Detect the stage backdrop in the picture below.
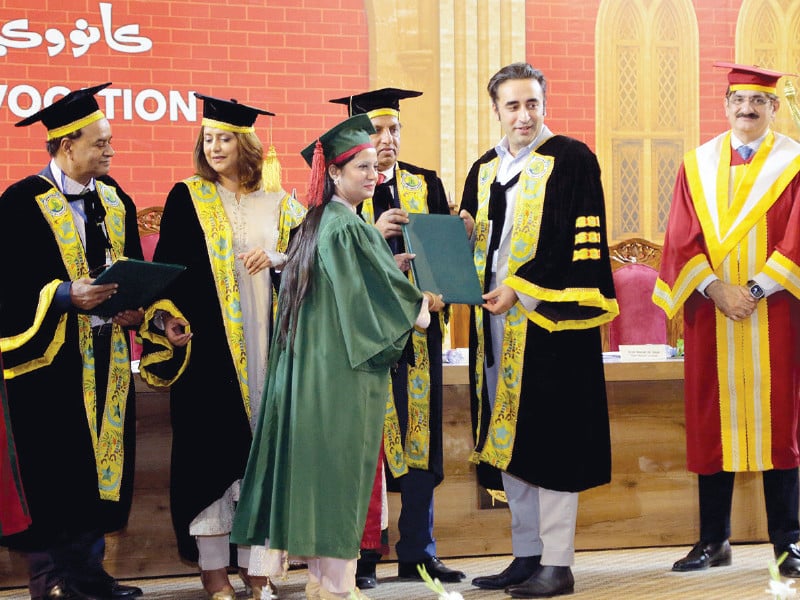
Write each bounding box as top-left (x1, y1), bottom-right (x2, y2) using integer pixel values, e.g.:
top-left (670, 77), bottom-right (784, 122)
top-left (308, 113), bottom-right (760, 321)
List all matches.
top-left (0, 0), bottom-right (370, 208)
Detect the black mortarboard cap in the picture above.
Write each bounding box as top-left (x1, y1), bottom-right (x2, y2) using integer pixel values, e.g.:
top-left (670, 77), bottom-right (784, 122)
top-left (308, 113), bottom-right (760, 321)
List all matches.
top-left (194, 92), bottom-right (275, 133)
top-left (15, 82), bottom-right (111, 140)
top-left (329, 87), bottom-right (423, 117)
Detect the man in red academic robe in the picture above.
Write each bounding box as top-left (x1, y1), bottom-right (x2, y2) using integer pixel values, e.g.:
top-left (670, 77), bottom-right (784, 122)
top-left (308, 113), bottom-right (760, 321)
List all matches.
top-left (654, 62), bottom-right (800, 578)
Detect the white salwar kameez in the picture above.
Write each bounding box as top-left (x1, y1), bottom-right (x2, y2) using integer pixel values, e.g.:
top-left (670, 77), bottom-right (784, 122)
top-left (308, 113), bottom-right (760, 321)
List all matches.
top-left (189, 185), bottom-right (283, 569)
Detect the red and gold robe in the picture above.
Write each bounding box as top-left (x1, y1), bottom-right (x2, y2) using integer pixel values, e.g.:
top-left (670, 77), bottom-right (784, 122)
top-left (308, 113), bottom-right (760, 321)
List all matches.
top-left (0, 350), bottom-right (29, 537)
top-left (654, 130), bottom-right (800, 474)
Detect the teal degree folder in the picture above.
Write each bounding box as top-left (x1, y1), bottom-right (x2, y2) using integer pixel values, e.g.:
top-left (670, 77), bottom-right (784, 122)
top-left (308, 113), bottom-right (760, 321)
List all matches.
top-left (402, 213), bottom-right (484, 305)
top-left (90, 257), bottom-right (186, 317)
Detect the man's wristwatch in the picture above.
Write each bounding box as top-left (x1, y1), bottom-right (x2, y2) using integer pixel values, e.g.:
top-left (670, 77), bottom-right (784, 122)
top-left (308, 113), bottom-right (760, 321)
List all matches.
top-left (747, 280), bottom-right (765, 300)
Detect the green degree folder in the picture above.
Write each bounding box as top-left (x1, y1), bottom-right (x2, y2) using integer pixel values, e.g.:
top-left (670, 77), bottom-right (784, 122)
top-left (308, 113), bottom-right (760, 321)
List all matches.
top-left (90, 257), bottom-right (186, 317)
top-left (402, 213), bottom-right (484, 305)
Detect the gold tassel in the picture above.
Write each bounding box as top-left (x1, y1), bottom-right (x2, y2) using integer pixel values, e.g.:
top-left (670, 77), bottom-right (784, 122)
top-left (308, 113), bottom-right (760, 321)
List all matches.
top-left (262, 145), bottom-right (282, 193)
top-left (784, 79), bottom-right (800, 136)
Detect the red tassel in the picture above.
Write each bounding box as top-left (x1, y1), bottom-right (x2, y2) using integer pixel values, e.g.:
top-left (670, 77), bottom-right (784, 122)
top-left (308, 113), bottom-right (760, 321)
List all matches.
top-left (305, 139), bottom-right (325, 207)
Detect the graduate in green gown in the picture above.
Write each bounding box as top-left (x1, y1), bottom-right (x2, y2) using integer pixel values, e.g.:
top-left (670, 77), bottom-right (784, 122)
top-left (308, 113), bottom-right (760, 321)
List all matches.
top-left (231, 114), bottom-right (438, 600)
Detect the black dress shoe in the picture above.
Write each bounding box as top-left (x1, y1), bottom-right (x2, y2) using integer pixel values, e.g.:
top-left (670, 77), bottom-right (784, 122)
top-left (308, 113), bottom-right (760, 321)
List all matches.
top-left (74, 579), bottom-right (143, 599)
top-left (506, 566), bottom-right (574, 598)
top-left (356, 557), bottom-right (378, 589)
top-left (672, 540), bottom-right (731, 571)
top-left (775, 543), bottom-right (800, 578)
top-left (397, 556), bottom-right (466, 583)
top-left (472, 556), bottom-right (541, 590)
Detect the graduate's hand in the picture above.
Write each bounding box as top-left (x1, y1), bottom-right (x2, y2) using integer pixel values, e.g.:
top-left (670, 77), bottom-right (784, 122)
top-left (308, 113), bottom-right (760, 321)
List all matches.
top-left (706, 280), bottom-right (757, 321)
top-left (71, 278), bottom-right (118, 311)
top-left (394, 252), bottom-right (416, 272)
top-left (415, 294), bottom-right (431, 329)
top-left (164, 314), bottom-right (192, 347)
top-left (112, 308), bottom-right (144, 328)
top-left (422, 291), bottom-right (444, 312)
top-left (238, 247), bottom-right (271, 275)
top-left (375, 208), bottom-right (408, 239)
top-left (459, 209), bottom-right (475, 239)
top-left (482, 284), bottom-right (518, 315)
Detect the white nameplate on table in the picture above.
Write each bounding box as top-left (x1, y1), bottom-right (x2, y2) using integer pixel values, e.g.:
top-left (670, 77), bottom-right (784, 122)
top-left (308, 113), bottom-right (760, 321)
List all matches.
top-left (618, 344), bottom-right (672, 362)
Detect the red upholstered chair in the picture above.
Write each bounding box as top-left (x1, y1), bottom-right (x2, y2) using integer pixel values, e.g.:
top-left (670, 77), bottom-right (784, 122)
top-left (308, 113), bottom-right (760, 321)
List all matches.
top-left (601, 238), bottom-right (683, 351)
top-left (130, 206), bottom-right (163, 361)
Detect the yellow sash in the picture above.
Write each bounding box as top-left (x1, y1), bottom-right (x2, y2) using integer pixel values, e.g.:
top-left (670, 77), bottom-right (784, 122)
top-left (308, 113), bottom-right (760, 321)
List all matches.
top-left (33, 179), bottom-right (130, 501)
top-left (469, 153), bottom-right (554, 471)
top-left (183, 177), bottom-right (251, 418)
top-left (362, 168), bottom-right (437, 477)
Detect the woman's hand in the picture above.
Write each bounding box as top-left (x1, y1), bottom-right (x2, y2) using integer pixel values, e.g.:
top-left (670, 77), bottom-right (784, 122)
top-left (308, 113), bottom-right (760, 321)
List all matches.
top-left (238, 247), bottom-right (271, 275)
top-left (395, 252), bottom-right (416, 272)
top-left (459, 209), bottom-right (475, 239)
top-left (422, 291), bottom-right (444, 312)
top-left (375, 208), bottom-right (409, 239)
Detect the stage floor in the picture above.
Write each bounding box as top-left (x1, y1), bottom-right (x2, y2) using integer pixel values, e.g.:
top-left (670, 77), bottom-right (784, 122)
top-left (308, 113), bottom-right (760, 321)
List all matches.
top-left (0, 543), bottom-right (786, 599)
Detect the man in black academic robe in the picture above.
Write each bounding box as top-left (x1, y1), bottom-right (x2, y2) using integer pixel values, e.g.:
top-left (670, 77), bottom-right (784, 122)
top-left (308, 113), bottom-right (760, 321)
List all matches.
top-left (0, 83), bottom-right (143, 600)
top-left (460, 64), bottom-right (618, 599)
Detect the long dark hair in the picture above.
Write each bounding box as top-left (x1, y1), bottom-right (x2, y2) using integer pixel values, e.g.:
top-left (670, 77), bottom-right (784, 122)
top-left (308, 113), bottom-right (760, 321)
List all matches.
top-left (276, 161), bottom-right (342, 348)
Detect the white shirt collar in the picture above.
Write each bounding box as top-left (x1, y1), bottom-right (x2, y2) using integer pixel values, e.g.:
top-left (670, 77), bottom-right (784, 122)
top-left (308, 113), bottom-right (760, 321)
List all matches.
top-left (731, 130), bottom-right (769, 152)
top-left (49, 159), bottom-right (96, 195)
top-left (379, 164), bottom-right (395, 183)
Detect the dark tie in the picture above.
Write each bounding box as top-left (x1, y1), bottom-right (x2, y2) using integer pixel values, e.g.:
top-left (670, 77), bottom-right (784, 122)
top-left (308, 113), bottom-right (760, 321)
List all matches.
top-left (373, 178), bottom-right (402, 254)
top-left (65, 190), bottom-right (110, 271)
top-left (483, 171), bottom-right (521, 367)
top-left (737, 145), bottom-right (754, 160)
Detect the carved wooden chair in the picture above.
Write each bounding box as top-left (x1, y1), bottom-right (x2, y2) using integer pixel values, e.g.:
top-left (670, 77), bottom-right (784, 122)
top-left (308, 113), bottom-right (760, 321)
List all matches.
top-left (131, 206), bottom-right (163, 360)
top-left (137, 206), bottom-right (163, 262)
top-left (601, 238), bottom-right (683, 351)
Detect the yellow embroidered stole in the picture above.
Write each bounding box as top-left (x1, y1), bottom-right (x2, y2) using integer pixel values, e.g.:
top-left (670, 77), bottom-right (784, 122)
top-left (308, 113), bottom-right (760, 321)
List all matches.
top-left (361, 168), bottom-right (435, 477)
top-left (469, 153), bottom-right (554, 471)
top-left (184, 177), bottom-right (250, 418)
top-left (33, 178), bottom-right (130, 501)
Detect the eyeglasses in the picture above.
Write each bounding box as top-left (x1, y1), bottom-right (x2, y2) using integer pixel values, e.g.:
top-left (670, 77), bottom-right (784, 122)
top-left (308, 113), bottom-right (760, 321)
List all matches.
top-left (727, 94), bottom-right (773, 107)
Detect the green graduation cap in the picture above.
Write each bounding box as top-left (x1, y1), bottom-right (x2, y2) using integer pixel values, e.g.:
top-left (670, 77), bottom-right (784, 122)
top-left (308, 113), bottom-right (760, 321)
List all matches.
top-left (300, 113), bottom-right (376, 166)
top-left (16, 82), bottom-right (111, 141)
top-left (301, 113), bottom-right (376, 206)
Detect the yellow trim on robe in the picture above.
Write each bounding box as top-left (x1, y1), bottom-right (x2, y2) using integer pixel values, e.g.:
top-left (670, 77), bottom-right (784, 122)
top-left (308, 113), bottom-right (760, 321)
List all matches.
top-left (31, 179), bottom-right (130, 501)
top-left (652, 254), bottom-right (715, 319)
top-left (138, 299), bottom-right (192, 388)
top-left (471, 152), bottom-right (552, 470)
top-left (362, 168), bottom-right (434, 477)
top-left (686, 131), bottom-right (800, 270)
top-left (763, 251), bottom-right (800, 297)
top-left (1, 280), bottom-right (67, 379)
top-left (183, 176), bottom-right (251, 419)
